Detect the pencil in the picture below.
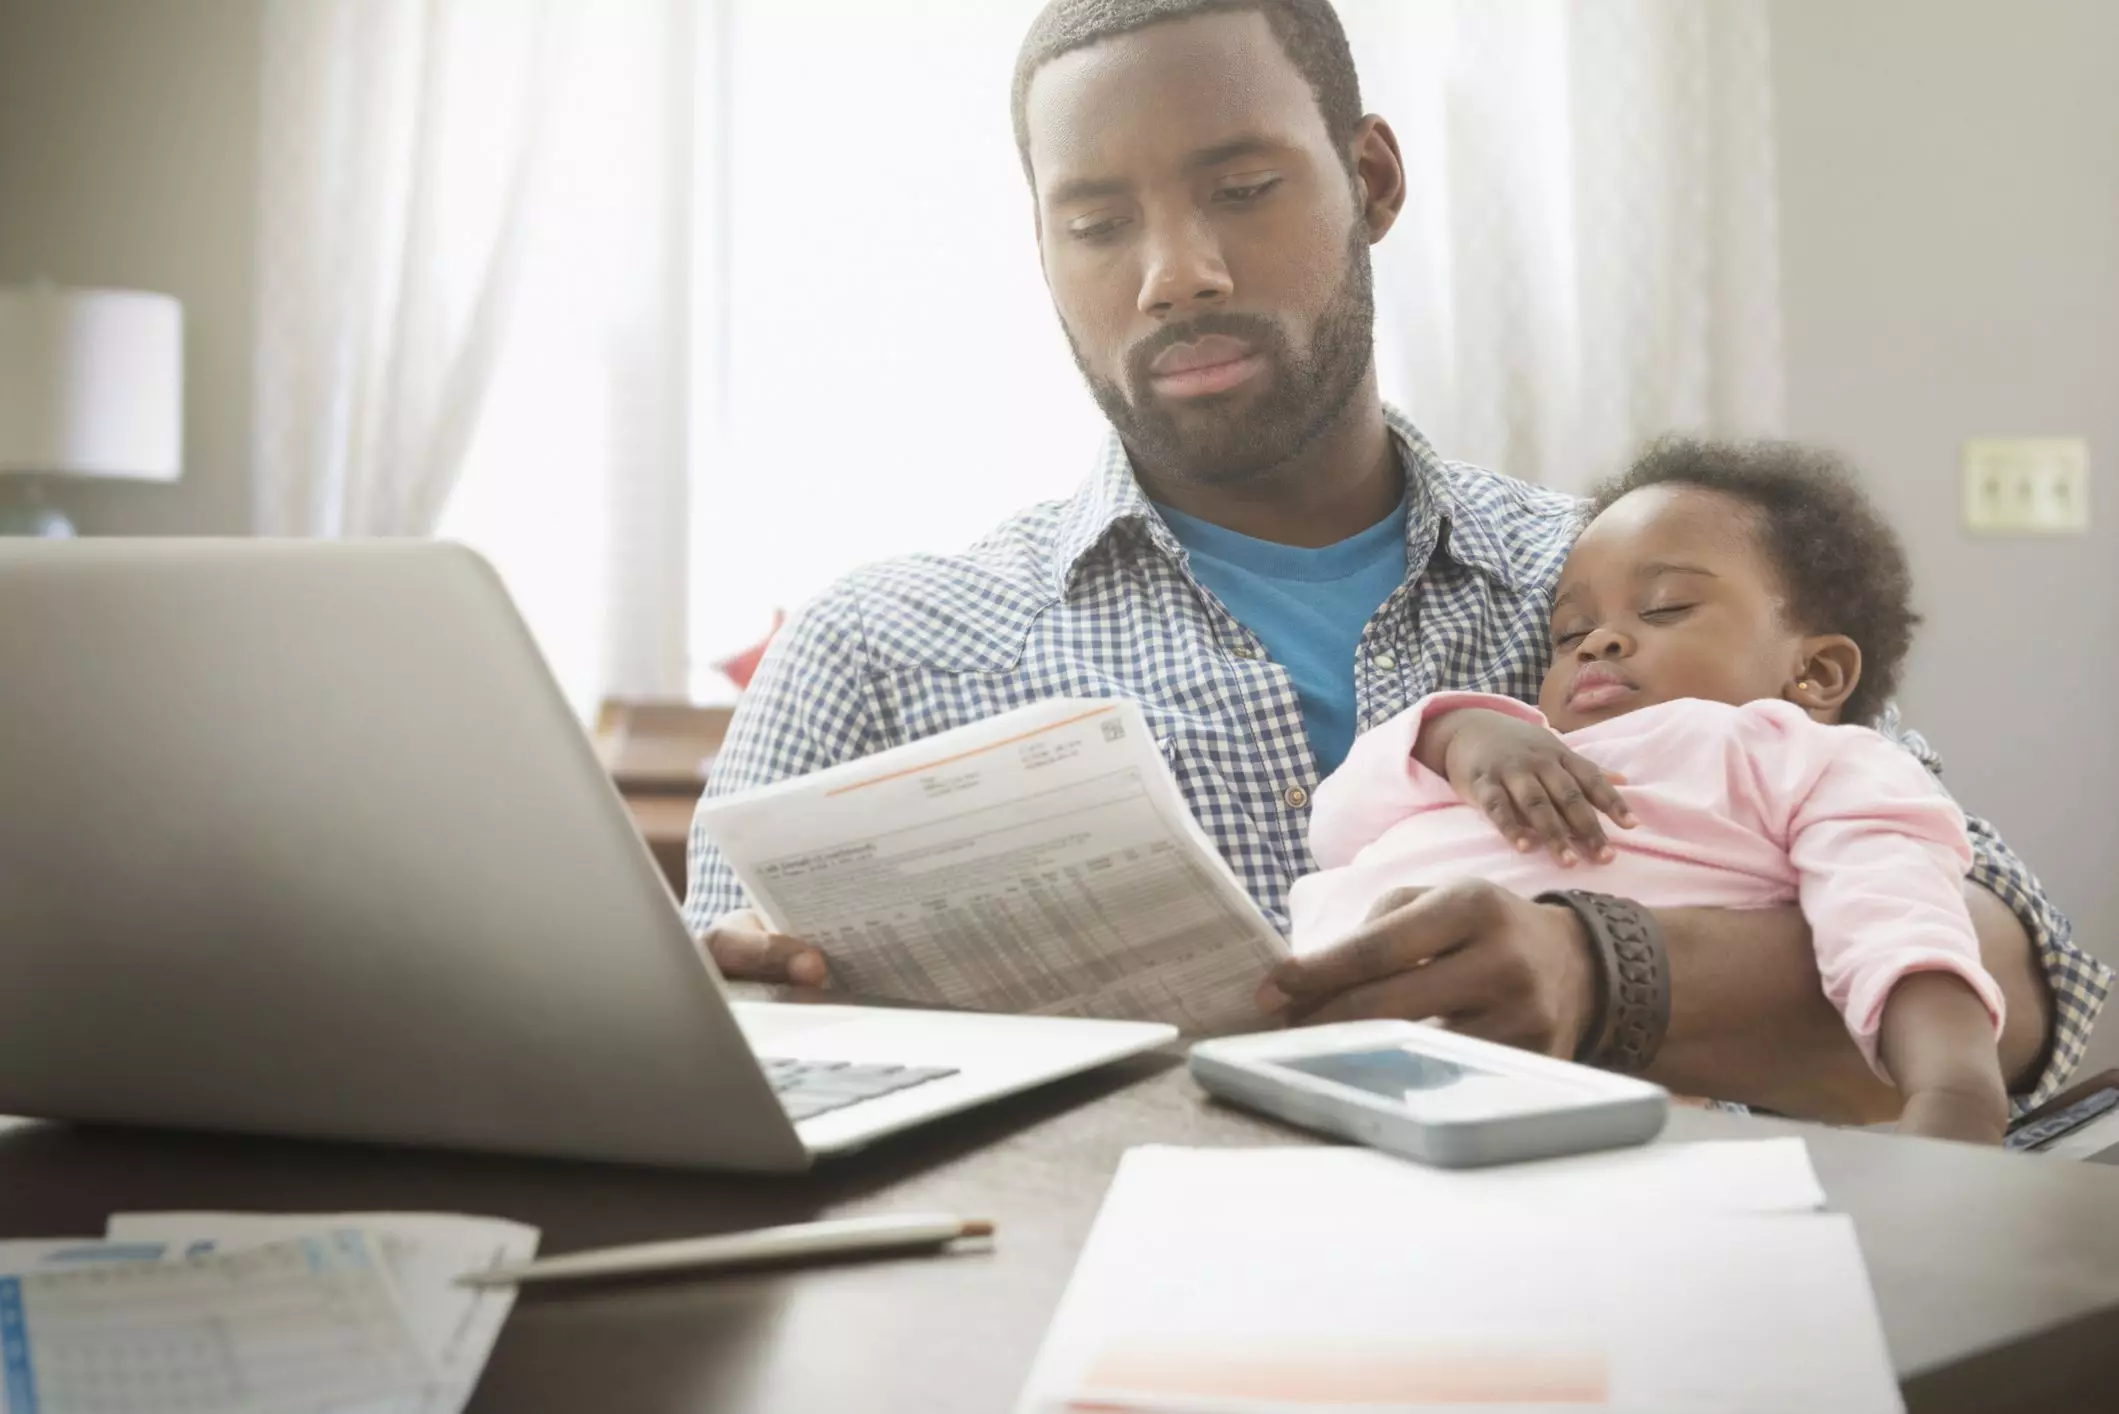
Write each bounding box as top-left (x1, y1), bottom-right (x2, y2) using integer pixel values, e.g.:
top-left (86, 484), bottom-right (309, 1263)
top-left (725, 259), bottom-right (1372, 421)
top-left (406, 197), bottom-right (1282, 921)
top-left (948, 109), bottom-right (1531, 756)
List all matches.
top-left (456, 1213), bottom-right (996, 1288)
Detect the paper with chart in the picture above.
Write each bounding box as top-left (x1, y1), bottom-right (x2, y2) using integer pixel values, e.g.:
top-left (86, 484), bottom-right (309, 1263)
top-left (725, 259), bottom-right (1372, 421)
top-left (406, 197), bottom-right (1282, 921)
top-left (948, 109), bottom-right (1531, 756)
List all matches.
top-left (1017, 1142), bottom-right (1902, 1414)
top-left (107, 1211), bottom-right (539, 1414)
top-left (697, 697), bottom-right (1288, 1033)
top-left (0, 1232), bottom-right (431, 1414)
top-left (0, 1212), bottom-right (534, 1414)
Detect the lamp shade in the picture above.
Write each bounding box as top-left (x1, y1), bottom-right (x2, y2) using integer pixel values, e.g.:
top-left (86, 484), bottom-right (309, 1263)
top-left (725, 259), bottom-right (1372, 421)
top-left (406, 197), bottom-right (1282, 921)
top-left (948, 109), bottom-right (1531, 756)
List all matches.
top-left (0, 285), bottom-right (183, 482)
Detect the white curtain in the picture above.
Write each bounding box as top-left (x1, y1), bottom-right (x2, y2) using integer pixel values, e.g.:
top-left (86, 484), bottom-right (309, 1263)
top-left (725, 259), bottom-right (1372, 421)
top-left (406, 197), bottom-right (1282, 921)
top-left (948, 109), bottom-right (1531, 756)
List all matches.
top-left (252, 0), bottom-right (561, 536)
top-left (255, 0), bottom-right (698, 713)
top-left (1343, 0), bottom-right (1786, 493)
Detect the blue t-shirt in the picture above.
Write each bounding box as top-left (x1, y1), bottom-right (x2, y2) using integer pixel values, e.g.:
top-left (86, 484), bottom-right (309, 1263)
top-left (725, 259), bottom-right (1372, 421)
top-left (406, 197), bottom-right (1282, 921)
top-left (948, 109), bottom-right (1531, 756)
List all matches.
top-left (1157, 498), bottom-right (1409, 775)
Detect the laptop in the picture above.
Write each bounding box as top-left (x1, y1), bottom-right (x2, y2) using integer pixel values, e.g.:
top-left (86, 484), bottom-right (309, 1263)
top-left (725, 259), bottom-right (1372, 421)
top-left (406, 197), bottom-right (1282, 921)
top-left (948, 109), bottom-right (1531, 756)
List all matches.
top-left (0, 541), bottom-right (1175, 1172)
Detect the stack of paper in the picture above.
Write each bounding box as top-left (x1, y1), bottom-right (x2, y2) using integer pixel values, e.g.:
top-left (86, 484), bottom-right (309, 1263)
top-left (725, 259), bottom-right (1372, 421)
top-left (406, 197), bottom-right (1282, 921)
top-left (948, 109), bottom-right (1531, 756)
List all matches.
top-left (1017, 1142), bottom-right (1903, 1414)
top-left (0, 1210), bottom-right (536, 1414)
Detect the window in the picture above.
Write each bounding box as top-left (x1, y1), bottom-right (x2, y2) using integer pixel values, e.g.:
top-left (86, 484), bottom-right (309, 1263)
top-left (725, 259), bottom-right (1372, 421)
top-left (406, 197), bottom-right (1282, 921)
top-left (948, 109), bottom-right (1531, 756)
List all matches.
top-left (688, 0), bottom-right (1103, 689)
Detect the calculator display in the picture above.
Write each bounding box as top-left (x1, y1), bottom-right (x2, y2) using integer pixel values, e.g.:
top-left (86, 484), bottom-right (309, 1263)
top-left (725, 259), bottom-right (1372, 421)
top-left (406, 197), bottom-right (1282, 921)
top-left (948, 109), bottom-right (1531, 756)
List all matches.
top-left (1276, 1044), bottom-right (1601, 1121)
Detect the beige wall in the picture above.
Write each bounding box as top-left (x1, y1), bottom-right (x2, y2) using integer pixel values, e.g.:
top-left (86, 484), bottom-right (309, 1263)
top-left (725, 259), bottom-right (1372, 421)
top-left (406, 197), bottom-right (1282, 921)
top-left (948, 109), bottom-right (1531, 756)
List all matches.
top-left (0, 0), bottom-right (263, 533)
top-left (1771, 0), bottom-right (2119, 1070)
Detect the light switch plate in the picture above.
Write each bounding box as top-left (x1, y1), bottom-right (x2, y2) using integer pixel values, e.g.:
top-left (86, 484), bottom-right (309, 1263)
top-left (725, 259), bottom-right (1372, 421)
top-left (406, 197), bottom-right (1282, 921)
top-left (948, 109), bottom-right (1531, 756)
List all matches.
top-left (1962, 438), bottom-right (2090, 534)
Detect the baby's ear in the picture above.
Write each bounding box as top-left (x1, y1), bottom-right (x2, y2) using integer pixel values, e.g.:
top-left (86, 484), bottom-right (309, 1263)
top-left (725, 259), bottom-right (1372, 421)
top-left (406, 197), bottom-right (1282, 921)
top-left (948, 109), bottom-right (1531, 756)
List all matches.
top-left (1786, 636), bottom-right (1862, 722)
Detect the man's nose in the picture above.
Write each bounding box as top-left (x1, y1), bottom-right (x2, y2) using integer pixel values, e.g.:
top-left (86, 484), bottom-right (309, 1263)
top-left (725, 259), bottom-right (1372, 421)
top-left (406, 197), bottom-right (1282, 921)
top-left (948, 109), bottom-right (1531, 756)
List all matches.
top-left (1576, 627), bottom-right (1632, 661)
top-left (1137, 212), bottom-right (1233, 318)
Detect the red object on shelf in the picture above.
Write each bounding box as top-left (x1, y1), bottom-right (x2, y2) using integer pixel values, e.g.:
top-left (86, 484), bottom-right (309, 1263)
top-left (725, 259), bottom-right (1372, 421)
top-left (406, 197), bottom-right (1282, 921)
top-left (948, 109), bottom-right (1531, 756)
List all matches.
top-left (714, 610), bottom-right (785, 691)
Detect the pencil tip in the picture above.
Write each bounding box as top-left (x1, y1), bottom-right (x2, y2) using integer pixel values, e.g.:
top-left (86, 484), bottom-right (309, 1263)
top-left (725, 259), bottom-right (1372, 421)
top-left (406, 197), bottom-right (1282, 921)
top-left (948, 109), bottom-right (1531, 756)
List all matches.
top-left (960, 1219), bottom-right (996, 1239)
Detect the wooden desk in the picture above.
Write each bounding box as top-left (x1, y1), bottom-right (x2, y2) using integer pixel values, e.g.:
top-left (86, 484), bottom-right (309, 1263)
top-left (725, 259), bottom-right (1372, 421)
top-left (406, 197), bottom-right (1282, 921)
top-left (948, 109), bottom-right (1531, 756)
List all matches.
top-left (5, 1059), bottom-right (2118, 1412)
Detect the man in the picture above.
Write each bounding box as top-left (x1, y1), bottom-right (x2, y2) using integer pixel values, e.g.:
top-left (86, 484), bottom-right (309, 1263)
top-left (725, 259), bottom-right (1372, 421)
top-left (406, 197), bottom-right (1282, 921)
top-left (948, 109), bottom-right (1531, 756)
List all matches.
top-left (687, 0), bottom-right (2107, 1121)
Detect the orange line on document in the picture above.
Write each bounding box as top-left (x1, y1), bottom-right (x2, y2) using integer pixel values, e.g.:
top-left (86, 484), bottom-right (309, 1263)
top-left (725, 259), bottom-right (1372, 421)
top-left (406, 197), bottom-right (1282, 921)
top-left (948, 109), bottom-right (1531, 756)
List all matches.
top-left (824, 706), bottom-right (1120, 796)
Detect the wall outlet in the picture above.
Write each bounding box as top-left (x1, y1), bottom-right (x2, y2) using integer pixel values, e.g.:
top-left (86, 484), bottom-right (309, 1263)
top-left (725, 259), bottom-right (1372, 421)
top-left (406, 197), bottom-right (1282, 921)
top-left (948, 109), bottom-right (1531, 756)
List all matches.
top-left (1961, 438), bottom-right (2090, 534)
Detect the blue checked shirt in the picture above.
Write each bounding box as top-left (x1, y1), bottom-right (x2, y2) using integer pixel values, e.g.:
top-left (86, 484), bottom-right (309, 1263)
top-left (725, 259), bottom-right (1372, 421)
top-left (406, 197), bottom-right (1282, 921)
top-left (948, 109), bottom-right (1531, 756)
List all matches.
top-left (687, 407), bottom-right (2110, 1107)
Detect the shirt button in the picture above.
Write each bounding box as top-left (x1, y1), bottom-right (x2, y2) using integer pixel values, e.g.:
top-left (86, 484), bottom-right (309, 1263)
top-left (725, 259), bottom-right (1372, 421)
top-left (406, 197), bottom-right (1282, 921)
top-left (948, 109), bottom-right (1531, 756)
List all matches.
top-left (1373, 651), bottom-right (1397, 671)
top-left (1284, 785), bottom-right (1310, 810)
top-left (1230, 643), bottom-right (1259, 660)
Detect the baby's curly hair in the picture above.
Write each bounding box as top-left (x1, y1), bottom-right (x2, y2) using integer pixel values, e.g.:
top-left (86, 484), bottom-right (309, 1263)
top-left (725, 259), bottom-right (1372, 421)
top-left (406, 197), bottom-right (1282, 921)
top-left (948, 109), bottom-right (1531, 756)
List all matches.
top-left (1587, 438), bottom-right (1920, 726)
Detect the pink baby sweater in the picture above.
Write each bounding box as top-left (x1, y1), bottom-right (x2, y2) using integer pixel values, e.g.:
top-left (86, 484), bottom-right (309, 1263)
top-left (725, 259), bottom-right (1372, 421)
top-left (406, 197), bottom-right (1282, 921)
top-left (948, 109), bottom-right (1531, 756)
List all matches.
top-left (1288, 693), bottom-right (2005, 1071)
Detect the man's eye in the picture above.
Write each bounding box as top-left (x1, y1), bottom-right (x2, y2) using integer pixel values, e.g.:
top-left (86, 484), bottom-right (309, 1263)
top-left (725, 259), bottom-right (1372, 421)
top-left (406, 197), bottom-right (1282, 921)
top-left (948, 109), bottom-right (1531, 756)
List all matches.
top-left (1216, 176), bottom-right (1282, 203)
top-left (1640, 604), bottom-right (1697, 622)
top-left (1068, 215), bottom-right (1129, 242)
top-left (1553, 630), bottom-right (1589, 648)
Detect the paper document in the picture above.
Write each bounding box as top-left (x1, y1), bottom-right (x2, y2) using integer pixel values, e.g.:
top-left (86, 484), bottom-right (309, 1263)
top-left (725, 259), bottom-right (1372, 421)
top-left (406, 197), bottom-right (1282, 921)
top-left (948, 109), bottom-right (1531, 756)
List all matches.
top-left (1049, 1137), bottom-right (1831, 1221)
top-left (697, 697), bottom-right (1288, 1032)
top-left (0, 1243), bottom-right (183, 1272)
top-left (0, 1232), bottom-right (430, 1414)
top-left (1017, 1143), bottom-right (1902, 1414)
top-left (107, 1211), bottom-right (539, 1414)
top-left (0, 1211), bottom-right (534, 1414)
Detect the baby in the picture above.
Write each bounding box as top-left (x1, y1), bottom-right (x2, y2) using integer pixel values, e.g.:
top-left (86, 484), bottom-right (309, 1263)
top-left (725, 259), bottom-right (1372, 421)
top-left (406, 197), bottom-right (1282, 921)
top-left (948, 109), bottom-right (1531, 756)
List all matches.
top-left (1288, 439), bottom-right (2008, 1143)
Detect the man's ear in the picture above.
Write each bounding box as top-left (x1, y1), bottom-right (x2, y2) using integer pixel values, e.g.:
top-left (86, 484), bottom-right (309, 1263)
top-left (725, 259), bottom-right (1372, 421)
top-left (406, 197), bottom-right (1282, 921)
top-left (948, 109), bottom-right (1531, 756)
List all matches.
top-left (1352, 115), bottom-right (1407, 240)
top-left (1786, 636), bottom-right (1862, 722)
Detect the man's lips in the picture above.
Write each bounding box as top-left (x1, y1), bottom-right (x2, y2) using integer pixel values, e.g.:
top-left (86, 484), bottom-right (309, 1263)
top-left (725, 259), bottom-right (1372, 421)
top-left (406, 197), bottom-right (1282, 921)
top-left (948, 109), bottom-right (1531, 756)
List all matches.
top-left (1146, 334), bottom-right (1265, 399)
top-left (1567, 663), bottom-right (1638, 711)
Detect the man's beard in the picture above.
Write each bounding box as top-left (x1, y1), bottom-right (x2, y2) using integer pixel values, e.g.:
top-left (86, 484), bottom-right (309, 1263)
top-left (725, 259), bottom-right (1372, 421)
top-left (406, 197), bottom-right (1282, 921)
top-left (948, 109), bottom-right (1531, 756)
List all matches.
top-left (1067, 224), bottom-right (1377, 490)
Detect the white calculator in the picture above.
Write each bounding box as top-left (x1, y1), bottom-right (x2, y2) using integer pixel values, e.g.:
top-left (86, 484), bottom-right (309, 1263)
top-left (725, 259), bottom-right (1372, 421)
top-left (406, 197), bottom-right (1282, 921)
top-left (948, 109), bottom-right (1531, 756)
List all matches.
top-left (1190, 1020), bottom-right (1671, 1168)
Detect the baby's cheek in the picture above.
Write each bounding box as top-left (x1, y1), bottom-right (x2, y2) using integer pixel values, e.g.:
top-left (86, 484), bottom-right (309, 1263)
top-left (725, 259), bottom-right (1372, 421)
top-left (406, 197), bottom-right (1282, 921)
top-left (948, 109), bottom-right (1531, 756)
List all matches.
top-left (1539, 689), bottom-right (1585, 733)
top-left (1534, 669), bottom-right (1569, 719)
top-left (1665, 640), bottom-right (1777, 707)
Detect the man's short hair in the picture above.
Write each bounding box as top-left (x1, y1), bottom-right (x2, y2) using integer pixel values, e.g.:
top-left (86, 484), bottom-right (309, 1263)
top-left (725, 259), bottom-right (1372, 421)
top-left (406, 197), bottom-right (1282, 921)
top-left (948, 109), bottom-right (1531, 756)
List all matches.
top-left (1011, 0), bottom-right (1366, 185)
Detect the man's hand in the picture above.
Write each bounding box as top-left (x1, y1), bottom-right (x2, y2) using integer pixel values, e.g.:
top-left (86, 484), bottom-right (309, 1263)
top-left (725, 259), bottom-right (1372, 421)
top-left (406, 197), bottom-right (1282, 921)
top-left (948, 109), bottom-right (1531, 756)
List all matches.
top-left (1258, 879), bottom-right (1599, 1059)
top-left (1416, 709), bottom-right (1633, 866)
top-left (698, 908), bottom-right (830, 986)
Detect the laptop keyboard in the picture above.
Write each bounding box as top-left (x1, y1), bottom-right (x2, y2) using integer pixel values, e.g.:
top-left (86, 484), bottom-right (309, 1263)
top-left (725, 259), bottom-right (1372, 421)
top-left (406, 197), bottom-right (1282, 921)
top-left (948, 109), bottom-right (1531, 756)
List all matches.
top-left (760, 1057), bottom-right (961, 1122)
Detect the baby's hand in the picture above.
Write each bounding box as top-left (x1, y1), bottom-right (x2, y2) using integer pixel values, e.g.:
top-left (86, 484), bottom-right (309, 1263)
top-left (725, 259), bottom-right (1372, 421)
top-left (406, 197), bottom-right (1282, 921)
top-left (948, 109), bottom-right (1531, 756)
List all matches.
top-left (1416, 709), bottom-right (1634, 866)
top-left (1897, 1086), bottom-right (2008, 1146)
